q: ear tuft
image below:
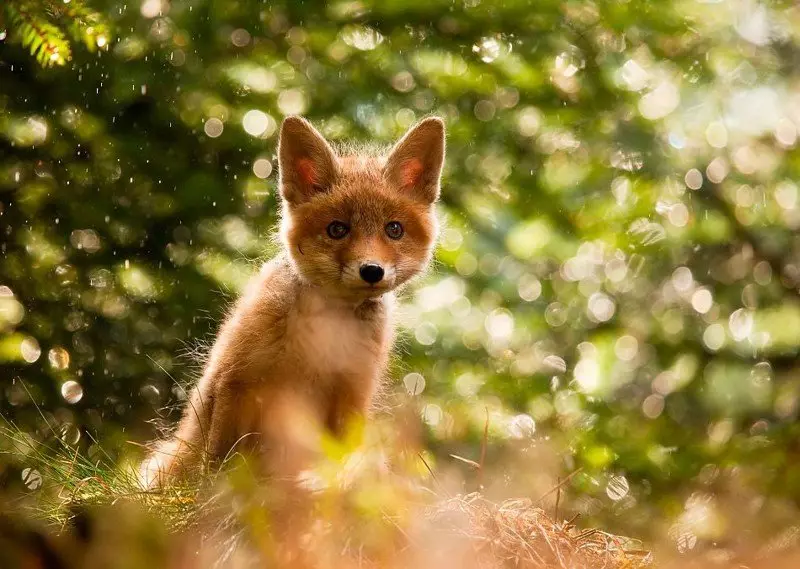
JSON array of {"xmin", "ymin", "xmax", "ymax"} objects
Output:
[
  {"xmin": 279, "ymin": 117, "xmax": 337, "ymax": 205},
  {"xmin": 384, "ymin": 117, "xmax": 445, "ymax": 203}
]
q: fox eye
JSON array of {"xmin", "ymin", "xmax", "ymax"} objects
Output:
[
  {"xmin": 326, "ymin": 221, "xmax": 350, "ymax": 240},
  {"xmin": 385, "ymin": 221, "xmax": 404, "ymax": 240}
]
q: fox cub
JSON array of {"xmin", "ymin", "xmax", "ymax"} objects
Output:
[{"xmin": 140, "ymin": 116, "xmax": 445, "ymax": 488}]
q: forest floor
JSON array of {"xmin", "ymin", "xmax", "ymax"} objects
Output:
[{"xmin": 3, "ymin": 421, "xmax": 800, "ymax": 568}]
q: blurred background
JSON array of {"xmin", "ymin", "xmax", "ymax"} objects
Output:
[{"xmin": 1, "ymin": 0, "xmax": 800, "ymax": 555}]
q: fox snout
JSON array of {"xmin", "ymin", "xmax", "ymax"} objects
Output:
[
  {"xmin": 344, "ymin": 259, "xmax": 396, "ymax": 290},
  {"xmin": 359, "ymin": 263, "xmax": 385, "ymax": 284}
]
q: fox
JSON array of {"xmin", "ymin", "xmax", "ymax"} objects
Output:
[{"xmin": 139, "ymin": 116, "xmax": 445, "ymax": 488}]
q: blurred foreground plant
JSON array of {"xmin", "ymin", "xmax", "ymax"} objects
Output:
[{"xmin": 0, "ymin": 412, "xmax": 652, "ymax": 569}]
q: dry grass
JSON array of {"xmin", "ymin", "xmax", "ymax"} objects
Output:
[
  {"xmin": 427, "ymin": 493, "xmax": 651, "ymax": 569},
  {"xmin": 0, "ymin": 422, "xmax": 652, "ymax": 569},
  {"xmin": 9, "ymin": 484, "xmax": 800, "ymax": 569},
  {"xmin": 5, "ymin": 456, "xmax": 800, "ymax": 569},
  {"xmin": 1, "ymin": 490, "xmax": 653, "ymax": 569},
  {"xmin": 3, "ymin": 417, "xmax": 800, "ymax": 569}
]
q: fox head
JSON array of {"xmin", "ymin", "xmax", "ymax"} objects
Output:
[{"xmin": 278, "ymin": 116, "xmax": 445, "ymax": 300}]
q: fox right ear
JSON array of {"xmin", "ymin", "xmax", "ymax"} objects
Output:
[
  {"xmin": 278, "ymin": 117, "xmax": 338, "ymax": 206},
  {"xmin": 384, "ymin": 117, "xmax": 445, "ymax": 204}
]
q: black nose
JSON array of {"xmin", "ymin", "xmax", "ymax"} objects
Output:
[{"xmin": 359, "ymin": 263, "xmax": 384, "ymax": 284}]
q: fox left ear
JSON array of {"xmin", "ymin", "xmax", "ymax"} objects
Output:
[
  {"xmin": 278, "ymin": 116, "xmax": 338, "ymax": 206},
  {"xmin": 384, "ymin": 117, "xmax": 445, "ymax": 204}
]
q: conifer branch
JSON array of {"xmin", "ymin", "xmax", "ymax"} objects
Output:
[
  {"xmin": 1, "ymin": 0, "xmax": 111, "ymax": 67},
  {"xmin": 3, "ymin": 2, "xmax": 72, "ymax": 66},
  {"xmin": 43, "ymin": 0, "xmax": 111, "ymax": 52}
]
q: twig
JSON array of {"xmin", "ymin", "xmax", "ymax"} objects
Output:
[
  {"xmin": 555, "ymin": 475, "xmax": 561, "ymax": 523},
  {"xmin": 417, "ymin": 452, "xmax": 448, "ymax": 497},
  {"xmin": 478, "ymin": 406, "xmax": 489, "ymax": 491},
  {"xmin": 534, "ymin": 468, "xmax": 583, "ymax": 506}
]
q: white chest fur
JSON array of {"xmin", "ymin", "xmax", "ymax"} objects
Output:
[{"xmin": 285, "ymin": 290, "xmax": 381, "ymax": 379}]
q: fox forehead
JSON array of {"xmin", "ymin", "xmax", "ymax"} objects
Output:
[
  {"xmin": 338, "ymin": 153, "xmax": 386, "ymax": 171},
  {"xmin": 299, "ymin": 154, "xmax": 415, "ymax": 220},
  {"xmin": 302, "ymin": 184, "xmax": 421, "ymax": 227},
  {"xmin": 328, "ymin": 155, "xmax": 387, "ymax": 191}
]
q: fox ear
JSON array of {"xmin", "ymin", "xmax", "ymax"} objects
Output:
[
  {"xmin": 279, "ymin": 117, "xmax": 338, "ymax": 205},
  {"xmin": 384, "ymin": 117, "xmax": 445, "ymax": 204}
]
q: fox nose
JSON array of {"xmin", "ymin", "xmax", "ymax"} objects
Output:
[{"xmin": 359, "ymin": 263, "xmax": 385, "ymax": 284}]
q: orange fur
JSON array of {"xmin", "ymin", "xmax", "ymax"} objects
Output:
[{"xmin": 140, "ymin": 116, "xmax": 445, "ymax": 488}]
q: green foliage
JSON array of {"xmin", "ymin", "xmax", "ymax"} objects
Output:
[
  {"xmin": 1, "ymin": 0, "xmax": 110, "ymax": 66},
  {"xmin": 0, "ymin": 417, "xmax": 199, "ymax": 531},
  {"xmin": 1, "ymin": 0, "xmax": 800, "ymax": 550}
]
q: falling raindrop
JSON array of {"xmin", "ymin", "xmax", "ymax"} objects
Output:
[
  {"xmin": 403, "ymin": 372, "xmax": 426, "ymax": 396},
  {"xmin": 60, "ymin": 423, "xmax": 81, "ymax": 445},
  {"xmin": 48, "ymin": 347, "xmax": 70, "ymax": 370},
  {"xmin": 543, "ymin": 355, "xmax": 567, "ymax": 374},
  {"xmin": 252, "ymin": 158, "xmax": 273, "ymax": 179},
  {"xmin": 422, "ymin": 403, "xmax": 443, "ymax": 426},
  {"xmin": 61, "ymin": 380, "xmax": 84, "ymax": 404},
  {"xmin": 554, "ymin": 47, "xmax": 585, "ymax": 78},
  {"xmin": 588, "ymin": 292, "xmax": 616, "ymax": 322},
  {"xmin": 242, "ymin": 110, "xmax": 272, "ymax": 137},
  {"xmin": 508, "ymin": 414, "xmax": 536, "ymax": 439},
  {"xmin": 340, "ymin": 25, "xmax": 384, "ymax": 51},
  {"xmin": 22, "ymin": 468, "xmax": 42, "ymax": 490},
  {"xmin": 203, "ymin": 118, "xmax": 224, "ymax": 138},
  {"xmin": 415, "ymin": 322, "xmax": 438, "ymax": 346},
  {"xmin": 473, "ymin": 36, "xmax": 501, "ymax": 63},
  {"xmin": 676, "ymin": 531, "xmax": 698, "ymax": 553},
  {"xmin": 20, "ymin": 338, "xmax": 41, "ymax": 363},
  {"xmin": 750, "ymin": 361, "xmax": 772, "ymax": 386},
  {"xmin": 729, "ymin": 308, "xmax": 754, "ymax": 341},
  {"xmin": 606, "ymin": 475, "xmax": 630, "ymax": 501},
  {"xmin": 518, "ymin": 274, "xmax": 542, "ymax": 301},
  {"xmin": 544, "ymin": 303, "xmax": 568, "ymax": 327},
  {"xmin": 140, "ymin": 384, "xmax": 161, "ymax": 404}
]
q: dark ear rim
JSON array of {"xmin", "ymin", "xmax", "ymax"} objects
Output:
[
  {"xmin": 278, "ymin": 116, "xmax": 338, "ymax": 205},
  {"xmin": 384, "ymin": 116, "xmax": 446, "ymax": 203}
]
